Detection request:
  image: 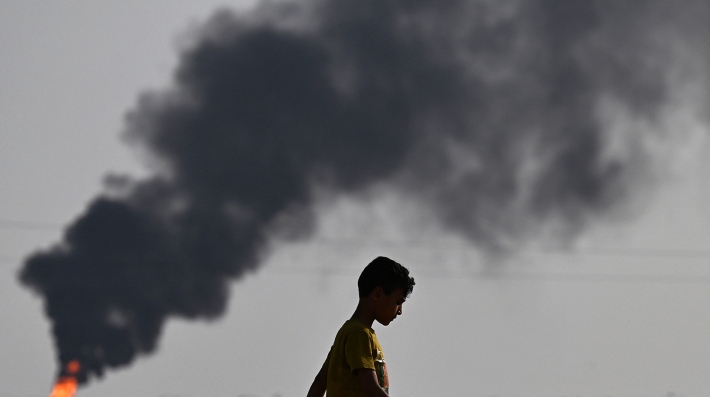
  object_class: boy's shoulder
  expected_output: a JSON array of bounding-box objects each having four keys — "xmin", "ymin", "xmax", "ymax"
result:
[
  {"xmin": 337, "ymin": 319, "xmax": 375, "ymax": 335},
  {"xmin": 333, "ymin": 319, "xmax": 378, "ymax": 346}
]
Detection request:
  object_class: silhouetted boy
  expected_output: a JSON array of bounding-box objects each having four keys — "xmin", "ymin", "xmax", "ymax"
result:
[{"xmin": 306, "ymin": 256, "xmax": 415, "ymax": 397}]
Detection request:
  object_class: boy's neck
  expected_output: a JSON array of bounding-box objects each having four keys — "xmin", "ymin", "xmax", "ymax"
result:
[{"xmin": 350, "ymin": 300, "xmax": 375, "ymax": 328}]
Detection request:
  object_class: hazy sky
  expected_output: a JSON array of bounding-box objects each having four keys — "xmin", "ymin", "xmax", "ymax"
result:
[{"xmin": 2, "ymin": 2, "xmax": 710, "ymax": 397}]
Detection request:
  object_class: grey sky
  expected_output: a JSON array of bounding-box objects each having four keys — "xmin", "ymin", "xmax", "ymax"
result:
[{"xmin": 2, "ymin": 1, "xmax": 710, "ymax": 397}]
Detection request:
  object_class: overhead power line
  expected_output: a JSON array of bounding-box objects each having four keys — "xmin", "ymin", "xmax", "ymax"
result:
[
  {"xmin": 3, "ymin": 218, "xmax": 710, "ymax": 259},
  {"xmin": 263, "ymin": 265, "xmax": 710, "ymax": 284},
  {"xmin": 4, "ymin": 219, "xmax": 710, "ymax": 284},
  {"xmin": 304, "ymin": 238, "xmax": 710, "ymax": 259},
  {"xmin": 4, "ymin": 252, "xmax": 710, "ymax": 283}
]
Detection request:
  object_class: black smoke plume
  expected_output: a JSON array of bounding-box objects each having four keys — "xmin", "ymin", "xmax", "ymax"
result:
[{"xmin": 19, "ymin": 0, "xmax": 709, "ymax": 385}]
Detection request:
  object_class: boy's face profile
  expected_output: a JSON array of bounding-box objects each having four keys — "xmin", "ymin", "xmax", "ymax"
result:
[{"xmin": 371, "ymin": 287, "xmax": 406, "ymax": 326}]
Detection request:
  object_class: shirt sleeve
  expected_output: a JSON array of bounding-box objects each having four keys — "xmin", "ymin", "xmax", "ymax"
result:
[{"xmin": 344, "ymin": 328, "xmax": 375, "ymax": 372}]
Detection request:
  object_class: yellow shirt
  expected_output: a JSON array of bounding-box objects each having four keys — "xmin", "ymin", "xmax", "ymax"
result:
[{"xmin": 323, "ymin": 319, "xmax": 389, "ymax": 396}]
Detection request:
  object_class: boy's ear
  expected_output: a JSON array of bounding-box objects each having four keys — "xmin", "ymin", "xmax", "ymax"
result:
[{"xmin": 371, "ymin": 286, "xmax": 384, "ymax": 300}]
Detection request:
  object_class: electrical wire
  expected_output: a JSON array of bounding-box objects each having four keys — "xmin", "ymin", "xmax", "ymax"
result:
[{"xmin": 4, "ymin": 219, "xmax": 710, "ymax": 283}]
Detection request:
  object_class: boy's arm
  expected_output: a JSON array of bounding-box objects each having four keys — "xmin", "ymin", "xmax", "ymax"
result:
[
  {"xmin": 306, "ymin": 365, "xmax": 328, "ymax": 397},
  {"xmin": 356, "ymin": 369, "xmax": 390, "ymax": 397}
]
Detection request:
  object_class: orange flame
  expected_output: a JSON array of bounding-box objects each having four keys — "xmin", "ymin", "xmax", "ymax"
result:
[{"xmin": 49, "ymin": 360, "xmax": 80, "ymax": 397}]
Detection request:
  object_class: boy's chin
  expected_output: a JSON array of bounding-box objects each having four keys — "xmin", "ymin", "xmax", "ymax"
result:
[{"xmin": 377, "ymin": 318, "xmax": 393, "ymax": 326}]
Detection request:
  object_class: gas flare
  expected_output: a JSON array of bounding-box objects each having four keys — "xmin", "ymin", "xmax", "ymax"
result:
[{"xmin": 49, "ymin": 360, "xmax": 80, "ymax": 397}]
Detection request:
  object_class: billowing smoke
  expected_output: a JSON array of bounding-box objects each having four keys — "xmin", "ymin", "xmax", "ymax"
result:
[{"xmin": 19, "ymin": 0, "xmax": 709, "ymax": 385}]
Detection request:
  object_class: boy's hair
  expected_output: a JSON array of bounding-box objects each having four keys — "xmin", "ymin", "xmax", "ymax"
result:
[{"xmin": 358, "ymin": 256, "xmax": 415, "ymax": 299}]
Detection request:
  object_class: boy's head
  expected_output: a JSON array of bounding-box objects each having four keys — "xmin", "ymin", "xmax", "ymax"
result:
[{"xmin": 358, "ymin": 256, "xmax": 415, "ymax": 299}]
